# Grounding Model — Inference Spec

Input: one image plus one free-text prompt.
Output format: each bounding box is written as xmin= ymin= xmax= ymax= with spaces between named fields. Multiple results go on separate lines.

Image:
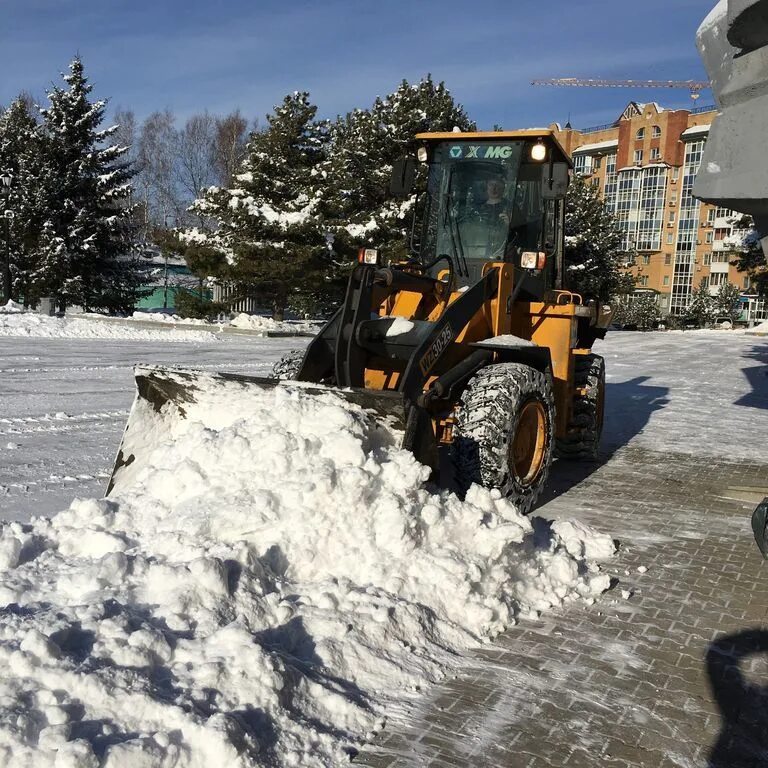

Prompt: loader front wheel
xmin=453 ymin=363 xmax=555 ymax=515
xmin=556 ymin=353 xmax=605 ymax=461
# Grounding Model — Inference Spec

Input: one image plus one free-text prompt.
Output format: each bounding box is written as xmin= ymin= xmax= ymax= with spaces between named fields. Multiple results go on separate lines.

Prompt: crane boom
xmin=532 ymin=78 xmax=710 ymax=94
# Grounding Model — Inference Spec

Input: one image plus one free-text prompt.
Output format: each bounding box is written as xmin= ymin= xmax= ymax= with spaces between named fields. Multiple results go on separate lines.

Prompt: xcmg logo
xmin=449 ymin=145 xmax=514 ymax=160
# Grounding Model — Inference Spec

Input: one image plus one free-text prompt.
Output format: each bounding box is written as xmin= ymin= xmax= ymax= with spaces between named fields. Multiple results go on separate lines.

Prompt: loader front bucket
xmin=106 ymin=365 xmax=409 ymax=497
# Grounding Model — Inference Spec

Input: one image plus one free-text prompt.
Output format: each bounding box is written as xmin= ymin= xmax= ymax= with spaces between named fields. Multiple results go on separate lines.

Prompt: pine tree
xmin=33 ymin=57 xmax=143 ymax=311
xmin=188 ymin=92 xmax=331 ymax=317
xmin=564 ymin=175 xmax=636 ymax=302
xmin=714 ymin=281 xmax=741 ymax=324
xmin=729 ymin=216 xmax=767 ymax=295
xmin=0 ymin=97 xmax=46 ymax=303
xmin=686 ymin=278 xmax=716 ymax=327
xmin=321 ymin=76 xmax=475 ymax=263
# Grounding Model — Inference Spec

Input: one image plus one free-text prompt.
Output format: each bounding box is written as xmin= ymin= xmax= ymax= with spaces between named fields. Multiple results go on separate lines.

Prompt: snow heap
xmin=0 ymin=374 xmax=614 ymax=767
xmin=1 ymin=300 xmax=26 ymax=314
xmin=0 ymin=312 xmax=218 ymax=343
xmin=228 ymin=313 xmax=321 ymax=335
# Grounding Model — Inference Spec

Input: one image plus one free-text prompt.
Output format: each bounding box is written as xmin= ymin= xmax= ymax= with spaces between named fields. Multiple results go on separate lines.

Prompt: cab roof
xmin=414 ymin=129 xmax=571 ymax=167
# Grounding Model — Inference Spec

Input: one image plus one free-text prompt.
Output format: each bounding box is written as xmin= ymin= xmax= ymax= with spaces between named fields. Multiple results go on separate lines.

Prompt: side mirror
xmin=752 ymin=497 xmax=768 ymax=558
xmin=390 ymin=156 xmax=416 ymax=198
xmin=542 ymin=162 xmax=569 ymax=200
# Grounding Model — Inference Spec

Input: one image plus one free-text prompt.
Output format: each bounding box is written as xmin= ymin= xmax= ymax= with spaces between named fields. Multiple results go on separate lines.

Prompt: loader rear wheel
xmin=453 ymin=363 xmax=555 ymax=515
xmin=271 ymin=350 xmax=304 ymax=380
xmin=556 ymin=353 xmax=605 ymax=461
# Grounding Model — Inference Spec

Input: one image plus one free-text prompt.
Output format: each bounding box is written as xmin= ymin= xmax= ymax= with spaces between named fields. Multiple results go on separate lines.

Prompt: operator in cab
xmin=475 ymin=175 xmax=511 ymax=227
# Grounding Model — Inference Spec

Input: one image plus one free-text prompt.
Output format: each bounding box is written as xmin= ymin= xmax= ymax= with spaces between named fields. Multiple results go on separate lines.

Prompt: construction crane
xmin=531 ymin=78 xmax=711 ymax=102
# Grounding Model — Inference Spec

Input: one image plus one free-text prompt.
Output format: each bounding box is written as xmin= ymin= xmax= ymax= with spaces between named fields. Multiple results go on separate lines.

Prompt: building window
xmin=667 ymin=233 xmax=674 ymax=245
xmin=663 ymin=276 xmax=670 ymax=286
xmin=672 ymin=167 xmax=680 ymax=182
xmin=668 ymin=211 xmax=675 ymax=223
xmin=652 ymin=125 xmax=661 ymax=138
xmin=715 ymin=206 xmax=730 ymax=218
xmin=705 ymin=232 xmax=713 ymax=244
xmin=643 ymin=254 xmax=651 ymax=265
xmin=573 ymin=154 xmax=590 ymax=176
xmin=710 ymin=273 xmax=727 ymax=287
xmin=665 ymin=254 xmax=672 ymax=265
xmin=634 ymin=149 xmax=643 ymax=164
xmin=593 ymin=156 xmax=602 ymax=170
xmin=636 ymin=128 xmax=646 ymax=140
xmin=639 ymin=275 xmax=649 ymax=286
xmin=650 ymin=148 xmax=661 ymax=161
xmin=744 ymin=277 xmax=751 ymax=290
xmin=707 ymin=208 xmax=716 ymax=223
xmin=703 ymin=252 xmax=712 ymax=265
xmin=591 ymin=177 xmax=600 ymax=188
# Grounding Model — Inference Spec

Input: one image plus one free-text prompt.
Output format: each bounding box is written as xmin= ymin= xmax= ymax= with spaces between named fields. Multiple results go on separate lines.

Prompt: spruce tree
xmin=189 ymin=92 xmax=331 ymax=317
xmin=33 ymin=57 xmax=142 ymax=312
xmin=714 ymin=281 xmax=741 ymax=324
xmin=729 ymin=216 xmax=768 ymax=295
xmin=686 ymin=278 xmax=716 ymax=327
xmin=563 ymin=175 xmax=636 ymax=302
xmin=321 ymin=76 xmax=475 ymax=263
xmin=0 ymin=97 xmax=45 ymax=303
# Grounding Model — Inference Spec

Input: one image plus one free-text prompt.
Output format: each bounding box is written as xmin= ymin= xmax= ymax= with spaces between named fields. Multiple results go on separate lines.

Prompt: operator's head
xmin=486 ymin=175 xmax=505 ymax=202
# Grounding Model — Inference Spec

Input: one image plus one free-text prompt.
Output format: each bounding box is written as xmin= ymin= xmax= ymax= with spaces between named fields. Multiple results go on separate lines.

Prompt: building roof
xmin=681 ymin=124 xmax=711 ymax=138
xmin=572 ymin=138 xmax=619 ymax=154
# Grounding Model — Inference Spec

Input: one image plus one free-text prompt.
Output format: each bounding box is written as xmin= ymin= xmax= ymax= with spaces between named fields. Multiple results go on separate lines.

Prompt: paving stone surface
xmin=355 ymin=446 xmax=768 ymax=768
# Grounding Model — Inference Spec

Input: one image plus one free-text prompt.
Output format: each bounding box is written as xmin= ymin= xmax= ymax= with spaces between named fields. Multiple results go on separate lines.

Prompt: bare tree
xmin=137 ymin=109 xmax=179 ymax=226
xmin=173 ymin=112 xmax=216 ymax=204
xmin=213 ymin=110 xmax=248 ymax=185
xmin=112 ymin=107 xmax=136 ymax=152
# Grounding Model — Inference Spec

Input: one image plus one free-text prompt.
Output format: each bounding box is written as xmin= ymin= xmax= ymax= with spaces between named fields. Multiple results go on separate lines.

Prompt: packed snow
xmin=0 ymin=365 xmax=613 ymax=767
xmin=0 ymin=311 xmax=218 ymax=343
xmin=2 ymin=324 xmax=766 ymax=765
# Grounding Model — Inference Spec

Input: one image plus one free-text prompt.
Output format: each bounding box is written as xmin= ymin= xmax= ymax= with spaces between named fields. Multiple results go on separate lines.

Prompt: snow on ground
xmin=596 ymin=329 xmax=768 ymax=460
xmin=0 ymin=354 xmax=613 ymax=767
xmin=0 ymin=311 xmax=219 ymax=343
xmin=0 ymin=325 xmax=765 ymax=765
xmin=126 ymin=311 xmax=322 ymax=336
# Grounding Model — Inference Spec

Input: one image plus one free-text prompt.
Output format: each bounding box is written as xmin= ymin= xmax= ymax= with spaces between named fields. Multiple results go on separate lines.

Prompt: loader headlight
xmin=530 ymin=140 xmax=547 ymax=162
xmin=521 ymin=251 xmax=547 ymax=271
xmin=358 ymin=247 xmax=380 ymax=266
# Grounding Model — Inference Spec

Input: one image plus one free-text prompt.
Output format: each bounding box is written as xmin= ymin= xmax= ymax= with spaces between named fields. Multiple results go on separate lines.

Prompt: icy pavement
xmin=0 ymin=334 xmax=308 ymax=521
xmin=0 ymin=332 xmax=614 ymax=766
xmin=357 ymin=447 xmax=768 ymax=768
xmin=0 ymin=327 xmax=766 ymax=766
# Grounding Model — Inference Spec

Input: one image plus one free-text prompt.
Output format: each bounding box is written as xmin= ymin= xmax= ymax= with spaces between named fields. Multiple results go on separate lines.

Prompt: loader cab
xmin=412 ymin=131 xmax=571 ymax=297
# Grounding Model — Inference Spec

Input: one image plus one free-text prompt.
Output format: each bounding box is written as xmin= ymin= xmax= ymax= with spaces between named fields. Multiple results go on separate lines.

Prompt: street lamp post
xmin=1 ymin=173 xmax=12 ymax=304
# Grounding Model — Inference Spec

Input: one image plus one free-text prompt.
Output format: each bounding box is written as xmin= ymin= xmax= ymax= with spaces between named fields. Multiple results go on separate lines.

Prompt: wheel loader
xmin=108 ymin=130 xmax=610 ymax=514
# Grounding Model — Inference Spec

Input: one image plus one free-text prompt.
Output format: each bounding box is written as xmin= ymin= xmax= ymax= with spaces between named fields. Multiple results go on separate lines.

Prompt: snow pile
xmin=751 ymin=320 xmax=768 ymax=334
xmin=1 ymin=300 xmax=25 ymax=314
xmin=0 ymin=312 xmax=218 ymax=342
xmin=129 ymin=312 xmax=215 ymax=326
xmin=0 ymin=375 xmax=614 ymax=766
xmin=229 ymin=313 xmax=321 ymax=335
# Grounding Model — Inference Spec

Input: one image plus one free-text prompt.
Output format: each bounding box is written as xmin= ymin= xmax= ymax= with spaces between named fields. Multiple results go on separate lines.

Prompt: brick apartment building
xmin=552 ymin=101 xmax=765 ymax=321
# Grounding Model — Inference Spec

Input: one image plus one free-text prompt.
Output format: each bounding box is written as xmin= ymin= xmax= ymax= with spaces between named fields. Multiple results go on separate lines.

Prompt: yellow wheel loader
xmin=109 ymin=130 xmax=610 ymax=514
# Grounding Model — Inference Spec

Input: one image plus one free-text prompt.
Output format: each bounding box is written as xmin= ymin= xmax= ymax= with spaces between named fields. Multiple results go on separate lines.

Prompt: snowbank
xmin=228 ymin=313 xmax=321 ymax=335
xmin=0 ymin=375 xmax=613 ymax=766
xmin=751 ymin=320 xmax=768 ymax=334
xmin=0 ymin=312 xmax=218 ymax=343
xmin=1 ymin=300 xmax=25 ymax=313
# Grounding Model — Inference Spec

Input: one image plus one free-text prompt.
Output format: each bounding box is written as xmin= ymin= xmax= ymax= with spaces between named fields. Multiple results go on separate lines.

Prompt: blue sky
xmin=2 ymin=0 xmax=713 ymax=131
